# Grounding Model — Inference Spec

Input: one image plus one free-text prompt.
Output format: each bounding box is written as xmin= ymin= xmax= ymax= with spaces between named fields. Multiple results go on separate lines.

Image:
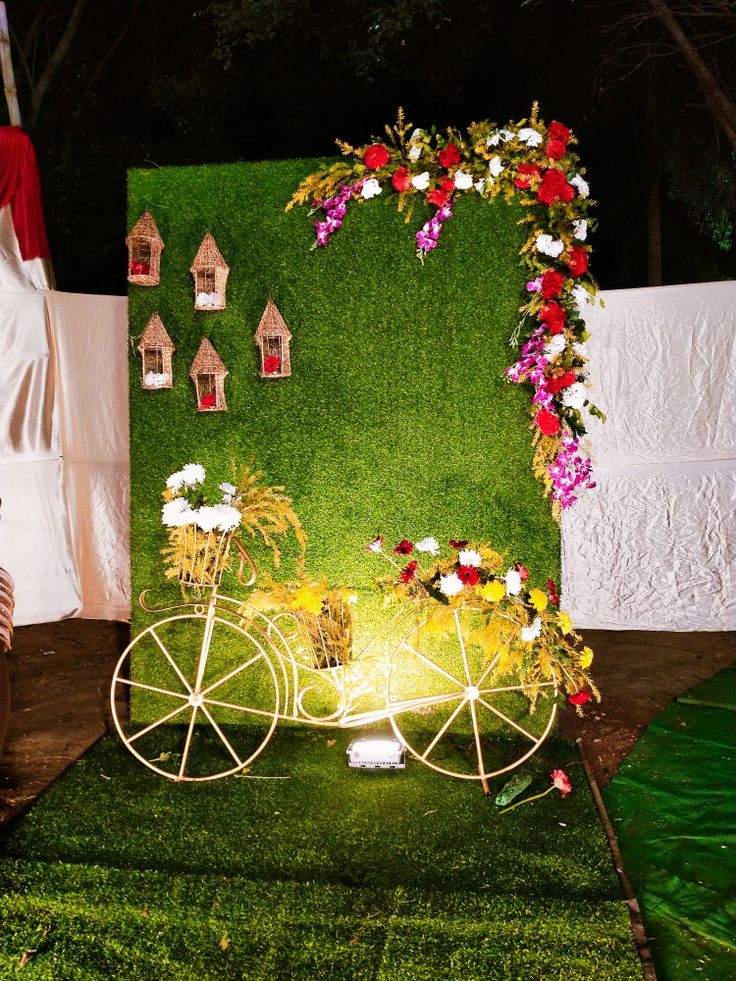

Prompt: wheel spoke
xmin=388 ymin=689 xmax=464 ymax=715
xmin=453 ymin=609 xmax=473 ymax=686
xmin=418 ymin=697 xmax=467 ymax=762
xmin=198 ymin=703 xmax=243 ymax=768
xmin=477 ymin=696 xmax=537 ymax=742
xmin=150 ymin=628 xmax=193 ymax=694
xmin=200 ymin=652 xmax=263 ymax=698
xmin=116 ymin=678 xmax=189 ymax=700
xmin=177 ymin=707 xmax=199 ymax=779
xmin=399 ymin=642 xmax=465 ymax=691
xmin=478 ymin=680 xmax=555 ymax=696
xmin=468 ymin=697 xmax=489 ymax=789
xmin=203 ymin=696 xmax=280 ymax=720
xmin=475 ymin=653 xmax=500 ymax=689
xmin=127 ymin=701 xmax=191 ymax=743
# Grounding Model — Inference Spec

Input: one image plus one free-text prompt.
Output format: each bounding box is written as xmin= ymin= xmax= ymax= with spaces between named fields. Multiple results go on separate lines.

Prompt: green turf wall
xmin=128 ymin=158 xmax=559 ymax=641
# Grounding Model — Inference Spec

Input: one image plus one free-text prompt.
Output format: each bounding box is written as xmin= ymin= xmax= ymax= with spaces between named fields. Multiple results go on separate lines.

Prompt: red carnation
xmin=457 ymin=565 xmax=480 ymax=586
xmin=449 ymin=539 xmax=468 ymax=550
xmin=400 ymin=560 xmax=418 ymax=583
xmin=548 ymin=120 xmax=571 ymax=144
xmin=538 ymin=169 xmax=575 ymax=205
xmin=438 ymin=142 xmax=462 ymax=168
xmin=199 ymin=393 xmax=216 ymax=409
xmin=391 ymin=167 xmax=411 ymax=192
xmin=567 ymin=689 xmax=592 ymax=706
xmin=514 ymin=162 xmax=541 ymax=189
xmin=363 ymin=143 xmax=390 ymax=170
xmin=263 ymin=355 xmax=281 ymax=374
xmin=427 ymin=187 xmax=451 ymax=207
xmin=539 ymin=302 xmax=566 ymax=334
xmin=546 ymin=138 xmax=567 ymax=160
xmin=541 ymin=270 xmax=565 ymax=299
xmin=567 ymin=246 xmax=588 ymax=277
xmin=547 ymin=370 xmax=577 ymax=395
xmin=535 ymin=408 xmax=561 ymax=436
xmin=514 ymin=562 xmax=529 ymax=581
xmin=546 ymin=579 xmax=560 ymax=606
xmin=394 ymin=539 xmax=413 ymax=555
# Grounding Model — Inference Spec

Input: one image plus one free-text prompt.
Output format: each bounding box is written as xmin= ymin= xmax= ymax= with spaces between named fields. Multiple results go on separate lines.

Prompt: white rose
xmin=458 ymin=549 xmax=482 ymax=568
xmin=488 ymin=155 xmax=505 ymax=178
xmin=544 ymin=335 xmax=567 ymax=359
xmin=454 ymin=170 xmax=474 ymax=190
xmin=505 ymin=569 xmax=522 ymax=596
xmin=562 ymin=382 xmax=587 ymax=410
xmin=517 ymin=127 xmax=543 ymax=147
xmin=535 ymin=234 xmax=565 ymax=258
xmin=411 ymin=171 xmax=430 ymax=191
xmin=521 ymin=617 xmax=542 ymax=642
xmin=572 ymin=218 xmax=588 ymax=241
xmin=570 ymin=174 xmax=589 ymax=198
xmin=415 ymin=537 xmax=441 ymax=556
xmin=439 ymin=573 xmax=464 ymax=597
xmin=360 ymin=178 xmax=382 ymax=200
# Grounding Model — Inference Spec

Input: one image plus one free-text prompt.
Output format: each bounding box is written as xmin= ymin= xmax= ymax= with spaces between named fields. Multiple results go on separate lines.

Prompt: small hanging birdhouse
xmin=189 ymin=337 xmax=228 ymax=411
xmin=254 ymin=298 xmax=292 ymax=378
xmin=126 ymin=211 xmax=164 ymax=286
xmin=137 ymin=313 xmax=175 ymax=389
xmin=190 ymin=232 xmax=229 ymax=311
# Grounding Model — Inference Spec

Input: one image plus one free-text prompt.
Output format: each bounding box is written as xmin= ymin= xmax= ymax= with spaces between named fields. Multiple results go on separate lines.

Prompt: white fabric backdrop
xmin=561 ymin=281 xmax=736 ymax=630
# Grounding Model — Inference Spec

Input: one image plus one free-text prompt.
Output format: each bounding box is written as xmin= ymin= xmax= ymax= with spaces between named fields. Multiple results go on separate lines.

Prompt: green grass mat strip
xmin=604 ymin=699 xmax=736 ymax=981
xmin=0 ymin=730 xmax=641 ymax=979
xmin=677 ymin=665 xmax=736 ymax=712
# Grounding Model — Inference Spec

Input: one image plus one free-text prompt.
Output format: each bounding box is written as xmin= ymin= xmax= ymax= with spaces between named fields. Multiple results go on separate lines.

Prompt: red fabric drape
xmin=0 ymin=127 xmax=50 ymax=260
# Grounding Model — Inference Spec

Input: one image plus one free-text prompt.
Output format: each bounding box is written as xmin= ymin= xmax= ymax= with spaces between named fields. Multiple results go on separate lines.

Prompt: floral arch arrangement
xmin=288 ymin=105 xmax=605 ymax=515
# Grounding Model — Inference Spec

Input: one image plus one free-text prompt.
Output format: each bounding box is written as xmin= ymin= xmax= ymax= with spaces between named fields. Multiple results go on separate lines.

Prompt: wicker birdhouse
xmin=190 ymin=232 xmax=229 ymax=311
xmin=137 ymin=313 xmax=175 ymax=390
xmin=254 ymin=298 xmax=292 ymax=378
xmin=189 ymin=337 xmax=228 ymax=411
xmin=126 ymin=211 xmax=164 ymax=286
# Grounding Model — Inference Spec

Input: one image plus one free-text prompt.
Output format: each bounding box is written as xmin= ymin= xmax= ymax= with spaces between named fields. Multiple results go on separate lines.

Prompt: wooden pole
xmin=0 ymin=2 xmax=21 ymax=126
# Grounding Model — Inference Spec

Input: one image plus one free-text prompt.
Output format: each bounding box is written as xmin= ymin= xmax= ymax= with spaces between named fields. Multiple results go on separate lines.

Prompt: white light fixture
xmin=346 ymin=737 xmax=405 ymax=770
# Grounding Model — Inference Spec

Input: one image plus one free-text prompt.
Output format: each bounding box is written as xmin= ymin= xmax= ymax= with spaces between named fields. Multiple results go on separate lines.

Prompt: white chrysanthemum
xmin=415 ymin=537 xmax=441 ymax=556
xmin=194 ymin=506 xmax=221 ymax=532
xmin=411 ymin=171 xmax=430 ymax=190
xmin=458 ymin=548 xmax=482 ymax=568
xmin=474 ymin=178 xmax=487 ymax=193
xmin=488 ymin=155 xmax=505 ymax=178
xmin=214 ymin=503 xmax=242 ymax=532
xmin=487 ymin=128 xmax=513 ymax=146
xmin=544 ymin=335 xmax=567 ymax=359
xmin=572 ymin=218 xmax=588 ymax=241
xmin=161 ymin=497 xmax=190 ymax=527
xmin=535 ymin=234 xmax=565 ymax=258
xmin=347 ymin=593 xmax=359 ymax=605
xmin=454 ymin=170 xmax=474 ymax=190
xmin=505 ymin=568 xmax=522 ymax=596
xmin=570 ymin=174 xmax=589 ymax=198
xmin=572 ymin=283 xmax=593 ymax=312
xmin=517 ymin=127 xmax=543 ymax=147
xmin=439 ymin=573 xmax=464 ymax=597
xmin=143 ymin=371 xmax=169 ymax=388
xmin=521 ymin=617 xmax=543 ymax=642
xmin=166 ymin=469 xmax=185 ymax=492
xmin=181 ymin=463 xmax=205 ymax=486
xmin=361 ymin=178 xmax=382 ymax=200
xmin=562 ymin=382 xmax=587 ymax=410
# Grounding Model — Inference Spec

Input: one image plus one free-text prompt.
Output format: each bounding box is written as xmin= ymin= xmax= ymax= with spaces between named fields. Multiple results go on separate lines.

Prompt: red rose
xmin=535 ymin=408 xmax=561 ymax=436
xmin=400 ymin=560 xmax=418 ymax=583
xmin=391 ymin=167 xmax=411 ymax=192
xmin=457 ymin=565 xmax=480 ymax=586
xmin=514 ymin=162 xmax=541 ymax=189
xmin=264 ymin=355 xmax=281 ymax=374
xmin=427 ymin=187 xmax=450 ymax=207
xmin=514 ymin=562 xmax=529 ymax=581
xmin=199 ymin=393 xmax=216 ymax=409
xmin=449 ymin=539 xmax=468 ymax=549
xmin=539 ymin=302 xmax=566 ymax=334
xmin=363 ymin=143 xmax=390 ymax=170
xmin=546 ymin=370 xmax=577 ymax=395
xmin=541 ymin=270 xmax=565 ymax=299
xmin=548 ymin=120 xmax=571 ymax=144
xmin=546 ymin=138 xmax=567 ymax=160
xmin=546 ymin=579 xmax=560 ymax=605
xmin=394 ymin=539 xmax=413 ymax=555
xmin=440 ymin=175 xmax=455 ymax=191
xmin=438 ymin=142 xmax=461 ymax=168
xmin=567 ymin=246 xmax=588 ymax=277
xmin=538 ymin=169 xmax=575 ymax=205
xmin=567 ymin=689 xmax=592 ymax=706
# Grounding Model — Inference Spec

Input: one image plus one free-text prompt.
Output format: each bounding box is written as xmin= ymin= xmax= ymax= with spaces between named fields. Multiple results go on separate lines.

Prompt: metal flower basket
xmin=173 ymin=526 xmax=233 ymax=588
xmin=294 ymin=595 xmax=353 ymax=669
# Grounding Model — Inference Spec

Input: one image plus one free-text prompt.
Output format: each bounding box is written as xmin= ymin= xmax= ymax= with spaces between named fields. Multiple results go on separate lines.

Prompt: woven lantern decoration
xmin=126 ymin=211 xmax=164 ymax=286
xmin=137 ymin=313 xmax=175 ymax=390
xmin=189 ymin=337 xmax=228 ymax=411
xmin=190 ymin=232 xmax=229 ymax=311
xmin=254 ymin=298 xmax=292 ymax=379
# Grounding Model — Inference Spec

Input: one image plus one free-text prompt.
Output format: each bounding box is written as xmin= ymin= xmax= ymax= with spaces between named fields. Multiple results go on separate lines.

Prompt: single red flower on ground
xmin=263 ymin=355 xmax=281 ymax=374
xmin=394 ymin=539 xmax=413 ymax=555
xmin=538 ymin=169 xmax=575 ymax=205
xmin=514 ymin=562 xmax=529 ymax=581
xmin=539 ymin=302 xmax=566 ymax=334
xmin=546 ymin=138 xmax=567 ymax=160
xmin=514 ymin=162 xmax=541 ymax=189
xmin=438 ymin=142 xmax=462 ymax=168
xmin=546 ymin=579 xmax=560 ymax=605
xmin=449 ymin=539 xmax=468 ymax=550
xmin=457 ymin=565 xmax=480 ymax=586
xmin=546 ymin=370 xmax=577 ymax=395
xmin=363 ymin=143 xmax=390 ymax=169
xmin=199 ymin=393 xmax=216 ymax=408
xmin=567 ymin=246 xmax=588 ymax=277
xmin=400 ymin=560 xmax=418 ymax=583
xmin=548 ymin=120 xmax=571 ymax=144
xmin=568 ymin=689 xmax=592 ymax=706
xmin=551 ymin=768 xmax=572 ymax=795
xmin=535 ymin=408 xmax=561 ymax=436
xmin=541 ymin=270 xmax=565 ymax=299
xmin=427 ymin=187 xmax=450 ymax=207
xmin=391 ymin=167 xmax=411 ymax=192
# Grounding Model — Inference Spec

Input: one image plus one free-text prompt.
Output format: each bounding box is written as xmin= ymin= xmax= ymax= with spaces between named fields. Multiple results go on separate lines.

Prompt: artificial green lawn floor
xmin=0 ymin=729 xmax=641 ymax=980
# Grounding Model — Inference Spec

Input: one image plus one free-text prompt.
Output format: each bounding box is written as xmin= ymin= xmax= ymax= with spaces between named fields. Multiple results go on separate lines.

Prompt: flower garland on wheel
xmin=288 ymin=105 xmax=605 ymax=515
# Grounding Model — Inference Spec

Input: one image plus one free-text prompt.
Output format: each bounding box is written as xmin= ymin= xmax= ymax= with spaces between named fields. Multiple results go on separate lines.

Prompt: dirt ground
xmin=0 ymin=620 xmax=734 ymax=826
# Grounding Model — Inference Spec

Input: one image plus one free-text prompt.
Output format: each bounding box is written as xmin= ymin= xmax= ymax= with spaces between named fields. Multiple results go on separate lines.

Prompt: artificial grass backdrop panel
xmin=0 ymin=732 xmax=641 ymax=979
xmin=128 ymin=159 xmax=559 ymax=624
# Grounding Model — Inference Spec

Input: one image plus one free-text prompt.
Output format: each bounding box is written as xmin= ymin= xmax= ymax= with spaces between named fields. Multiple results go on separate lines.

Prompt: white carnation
xmin=562 ymin=382 xmax=587 ymax=410
xmin=458 ymin=548 xmax=482 ymax=568
xmin=535 ymin=234 xmax=565 ymax=258
xmin=572 ymin=283 xmax=593 ymax=312
xmin=454 ymin=170 xmax=474 ymax=190
xmin=361 ymin=178 xmax=382 ymax=200
xmin=517 ymin=127 xmax=543 ymax=147
xmin=505 ymin=569 xmax=522 ymax=596
xmin=415 ymin=537 xmax=441 ymax=556
xmin=521 ymin=617 xmax=543 ymax=642
xmin=439 ymin=573 xmax=464 ymax=597
xmin=411 ymin=171 xmax=430 ymax=191
xmin=488 ymin=155 xmax=505 ymax=178
xmin=544 ymin=335 xmax=567 ymax=359
xmin=487 ymin=128 xmax=513 ymax=147
xmin=570 ymin=174 xmax=589 ymax=198
xmin=572 ymin=218 xmax=588 ymax=241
